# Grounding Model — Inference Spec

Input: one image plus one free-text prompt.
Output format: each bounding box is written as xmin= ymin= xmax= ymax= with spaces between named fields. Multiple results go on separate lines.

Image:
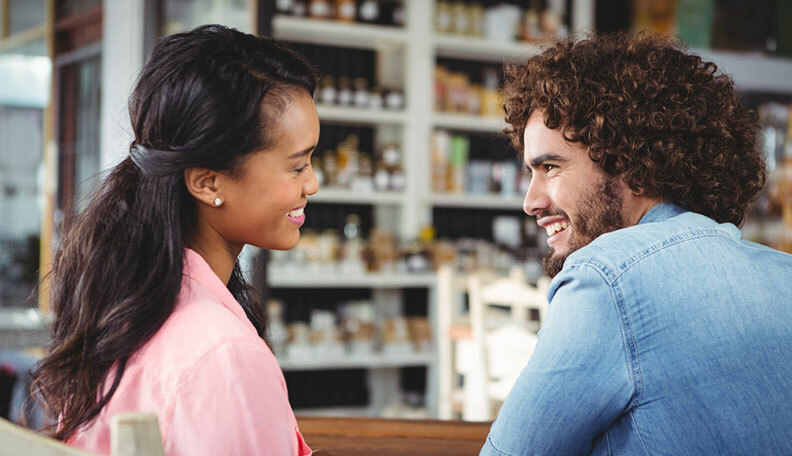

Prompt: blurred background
xmin=1 ymin=0 xmax=790 ymax=426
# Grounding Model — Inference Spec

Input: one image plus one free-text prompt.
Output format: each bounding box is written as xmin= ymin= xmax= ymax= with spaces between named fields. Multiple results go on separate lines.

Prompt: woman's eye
xmin=294 ymin=164 xmax=309 ymax=174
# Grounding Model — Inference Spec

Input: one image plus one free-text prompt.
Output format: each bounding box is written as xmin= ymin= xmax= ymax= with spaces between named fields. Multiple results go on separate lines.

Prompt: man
xmin=481 ymin=32 xmax=792 ymax=455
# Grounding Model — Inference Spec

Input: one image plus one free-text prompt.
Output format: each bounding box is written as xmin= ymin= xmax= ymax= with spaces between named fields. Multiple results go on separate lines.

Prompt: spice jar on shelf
xmin=382 ymin=316 xmax=413 ymax=355
xmin=358 ymin=0 xmax=380 ymax=23
xmin=337 ymin=76 xmax=354 ymax=106
xmin=335 ymin=0 xmax=356 ymax=22
xmin=353 ymin=77 xmax=370 ymax=108
xmin=369 ymin=86 xmax=384 ymax=110
xmin=319 ymin=75 xmax=337 ymax=105
xmin=341 ymin=301 xmax=376 ymax=355
xmin=309 ymin=0 xmax=333 ymax=19
xmin=310 ymin=309 xmax=345 ymax=356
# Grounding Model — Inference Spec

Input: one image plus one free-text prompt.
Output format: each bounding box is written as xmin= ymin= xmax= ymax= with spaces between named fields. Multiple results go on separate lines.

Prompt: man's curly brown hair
xmin=503 ymin=32 xmax=765 ymax=226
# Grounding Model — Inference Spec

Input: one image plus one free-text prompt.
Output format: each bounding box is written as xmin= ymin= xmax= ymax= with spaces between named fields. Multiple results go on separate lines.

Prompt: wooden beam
xmin=0 ymin=24 xmax=46 ymax=52
xmin=39 ymin=0 xmax=56 ymax=315
xmin=1 ymin=0 xmax=9 ymax=39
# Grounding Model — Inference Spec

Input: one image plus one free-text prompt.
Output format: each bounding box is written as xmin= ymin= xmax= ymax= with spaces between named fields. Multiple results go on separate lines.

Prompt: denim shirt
xmin=481 ymin=202 xmax=792 ymax=455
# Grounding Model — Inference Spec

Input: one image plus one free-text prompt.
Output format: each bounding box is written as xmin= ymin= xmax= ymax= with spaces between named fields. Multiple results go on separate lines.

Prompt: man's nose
xmin=523 ymin=177 xmax=550 ymax=217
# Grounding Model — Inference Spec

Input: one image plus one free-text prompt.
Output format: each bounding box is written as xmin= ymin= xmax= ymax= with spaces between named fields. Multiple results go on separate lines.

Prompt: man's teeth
xmin=545 ymin=221 xmax=569 ymax=236
xmin=287 ymin=207 xmax=304 ymax=217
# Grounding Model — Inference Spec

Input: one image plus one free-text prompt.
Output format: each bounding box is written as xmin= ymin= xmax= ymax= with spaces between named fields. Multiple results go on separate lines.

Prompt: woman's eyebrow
xmin=287 ymin=145 xmax=316 ymax=159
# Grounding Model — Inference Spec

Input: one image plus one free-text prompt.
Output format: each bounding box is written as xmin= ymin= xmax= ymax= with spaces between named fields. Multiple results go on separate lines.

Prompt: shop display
xmin=312 ymin=135 xmax=404 ymax=192
xmin=277 ymin=0 xmax=405 ymax=27
xmin=431 ymin=130 xmax=527 ymax=197
xmin=749 ymin=102 xmax=792 ymax=253
xmin=435 ymin=0 xmax=567 ymax=42
xmin=435 ymin=65 xmax=502 ymax=118
xmin=269 ymin=217 xmax=542 ymax=279
xmin=274 ymin=297 xmax=432 ymax=360
xmin=318 ymin=74 xmax=404 ymax=111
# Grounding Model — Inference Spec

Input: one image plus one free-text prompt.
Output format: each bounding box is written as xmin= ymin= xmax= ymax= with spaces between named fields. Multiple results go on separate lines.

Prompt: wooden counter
xmin=297 ymin=416 xmax=491 ymax=456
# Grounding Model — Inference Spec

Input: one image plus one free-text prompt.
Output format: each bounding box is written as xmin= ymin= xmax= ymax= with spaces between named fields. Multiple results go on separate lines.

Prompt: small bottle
xmin=358 ymin=0 xmax=380 ymax=23
xmin=389 ymin=163 xmax=405 ymax=191
xmin=336 ymin=139 xmax=351 ymax=187
xmin=319 ymin=75 xmax=337 ymax=105
xmin=353 ymin=77 xmax=370 ymax=108
xmin=388 ymin=1 xmax=405 ymax=26
xmin=309 ymin=0 xmax=333 ymax=19
xmin=337 ymin=76 xmax=353 ymax=106
xmin=521 ymin=9 xmax=541 ymax=42
xmin=312 ymin=156 xmax=325 ymax=187
xmin=335 ymin=0 xmax=356 ymax=22
xmin=291 ymin=0 xmax=308 ymax=16
xmin=382 ymin=142 xmax=400 ymax=169
xmin=435 ymin=1 xmax=453 ymax=33
xmin=451 ymin=2 xmax=472 ymax=35
xmin=267 ymin=299 xmax=289 ymax=357
xmin=373 ymin=161 xmax=390 ymax=191
xmin=277 ymin=0 xmax=295 ymax=15
xmin=323 ymin=150 xmax=339 ymax=186
xmin=384 ymin=87 xmax=405 ymax=110
xmin=470 ymin=2 xmax=484 ymax=36
xmin=369 ymin=86 xmax=384 ymax=110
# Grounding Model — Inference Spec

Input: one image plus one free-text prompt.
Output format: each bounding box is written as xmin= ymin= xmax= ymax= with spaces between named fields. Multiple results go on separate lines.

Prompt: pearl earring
xmin=213 ymin=197 xmax=223 ymax=206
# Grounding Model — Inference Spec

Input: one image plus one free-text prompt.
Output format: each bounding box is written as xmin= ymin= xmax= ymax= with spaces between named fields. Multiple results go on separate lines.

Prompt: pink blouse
xmin=70 ymin=248 xmax=311 ymax=455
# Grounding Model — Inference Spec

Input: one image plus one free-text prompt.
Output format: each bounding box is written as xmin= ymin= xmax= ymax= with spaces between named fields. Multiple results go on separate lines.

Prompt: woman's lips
xmin=287 ymin=205 xmax=306 ymax=226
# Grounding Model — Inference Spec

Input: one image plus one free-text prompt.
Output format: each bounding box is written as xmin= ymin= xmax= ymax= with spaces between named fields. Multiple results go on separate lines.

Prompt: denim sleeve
xmin=481 ymin=264 xmax=634 ymax=456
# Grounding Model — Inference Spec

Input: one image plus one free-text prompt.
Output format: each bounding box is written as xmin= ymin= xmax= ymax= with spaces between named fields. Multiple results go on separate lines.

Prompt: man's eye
xmin=544 ymin=164 xmax=558 ymax=172
xmin=294 ymin=164 xmax=309 ymax=174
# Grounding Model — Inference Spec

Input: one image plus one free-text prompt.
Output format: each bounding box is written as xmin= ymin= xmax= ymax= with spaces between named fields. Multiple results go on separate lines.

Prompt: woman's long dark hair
xmin=30 ymin=25 xmax=316 ymax=441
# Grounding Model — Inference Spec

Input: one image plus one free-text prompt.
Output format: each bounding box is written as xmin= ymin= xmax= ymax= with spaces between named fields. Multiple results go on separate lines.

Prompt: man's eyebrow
xmin=287 ymin=145 xmax=316 ymax=159
xmin=528 ymin=153 xmax=568 ymax=169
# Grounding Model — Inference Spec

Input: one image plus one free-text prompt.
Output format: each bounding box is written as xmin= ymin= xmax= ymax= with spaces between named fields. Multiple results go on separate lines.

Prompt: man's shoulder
xmin=563 ymin=210 xmax=740 ymax=282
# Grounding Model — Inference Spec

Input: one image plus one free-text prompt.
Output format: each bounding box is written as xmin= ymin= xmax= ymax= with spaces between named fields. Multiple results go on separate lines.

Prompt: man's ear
xmin=184 ymin=167 xmax=222 ymax=207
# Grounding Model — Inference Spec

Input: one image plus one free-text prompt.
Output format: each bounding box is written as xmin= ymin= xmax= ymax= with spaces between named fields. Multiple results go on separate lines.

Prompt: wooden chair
xmin=0 ymin=413 xmax=165 ymax=456
xmin=437 ymin=265 xmax=550 ymax=421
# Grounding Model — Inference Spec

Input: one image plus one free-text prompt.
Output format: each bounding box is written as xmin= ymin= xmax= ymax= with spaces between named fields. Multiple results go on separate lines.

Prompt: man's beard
xmin=541 ymin=174 xmax=627 ymax=278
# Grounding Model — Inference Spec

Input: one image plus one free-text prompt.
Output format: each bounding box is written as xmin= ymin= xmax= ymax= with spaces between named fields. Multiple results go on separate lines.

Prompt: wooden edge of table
xmin=296 ymin=416 xmax=492 ymax=440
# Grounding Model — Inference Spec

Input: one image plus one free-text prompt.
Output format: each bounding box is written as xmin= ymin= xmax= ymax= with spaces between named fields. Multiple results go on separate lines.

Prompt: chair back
xmin=0 ymin=413 xmax=165 ymax=456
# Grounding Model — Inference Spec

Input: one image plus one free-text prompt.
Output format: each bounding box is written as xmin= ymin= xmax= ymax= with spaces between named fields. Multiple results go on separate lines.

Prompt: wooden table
xmin=297 ymin=417 xmax=491 ymax=456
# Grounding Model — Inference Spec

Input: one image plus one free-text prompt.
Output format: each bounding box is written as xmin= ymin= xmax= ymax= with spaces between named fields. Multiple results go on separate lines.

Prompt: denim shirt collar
xmin=638 ymin=201 xmax=686 ymax=225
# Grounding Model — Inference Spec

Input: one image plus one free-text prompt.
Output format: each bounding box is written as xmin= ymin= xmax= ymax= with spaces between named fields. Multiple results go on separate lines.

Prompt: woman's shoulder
xmin=126 ymin=275 xmax=270 ymax=384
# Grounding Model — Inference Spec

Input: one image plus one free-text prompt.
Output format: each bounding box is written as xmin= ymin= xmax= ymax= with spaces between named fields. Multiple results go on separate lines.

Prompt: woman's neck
xmin=187 ymin=230 xmax=241 ymax=285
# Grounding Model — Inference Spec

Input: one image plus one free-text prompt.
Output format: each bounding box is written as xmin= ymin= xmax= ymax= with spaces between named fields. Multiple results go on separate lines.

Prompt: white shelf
xmin=429 ymin=193 xmax=524 ymax=210
xmin=432 ymin=113 xmax=507 ymax=134
xmin=278 ymin=351 xmax=435 ymax=371
xmin=268 ymin=271 xmax=437 ymax=288
xmin=309 ymin=188 xmax=405 ymax=205
xmin=317 ymin=104 xmax=407 ymax=125
xmin=696 ymin=49 xmax=792 ymax=94
xmin=434 ymin=33 xmax=542 ymax=62
xmin=272 ymin=15 xmax=407 ymax=50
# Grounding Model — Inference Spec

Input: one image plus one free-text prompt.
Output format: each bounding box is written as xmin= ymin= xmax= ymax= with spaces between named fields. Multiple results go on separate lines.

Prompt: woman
xmin=31 ymin=25 xmax=318 ymax=455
